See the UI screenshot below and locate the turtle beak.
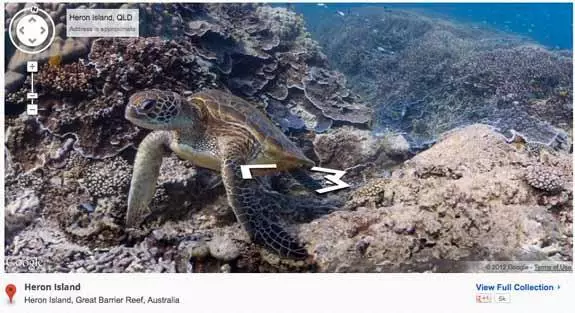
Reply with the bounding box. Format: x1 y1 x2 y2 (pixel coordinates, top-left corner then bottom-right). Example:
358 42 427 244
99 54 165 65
124 104 139 122
126 93 150 122
125 104 152 129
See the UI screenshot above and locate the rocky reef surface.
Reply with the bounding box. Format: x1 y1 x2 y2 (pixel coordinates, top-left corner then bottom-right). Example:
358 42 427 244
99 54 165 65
4 4 572 272
303 124 572 272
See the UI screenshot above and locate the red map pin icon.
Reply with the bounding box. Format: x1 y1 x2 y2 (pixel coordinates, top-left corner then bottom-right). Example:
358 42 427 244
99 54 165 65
5 284 16 303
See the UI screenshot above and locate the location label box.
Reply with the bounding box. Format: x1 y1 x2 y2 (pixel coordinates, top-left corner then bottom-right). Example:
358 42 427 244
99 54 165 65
67 9 139 37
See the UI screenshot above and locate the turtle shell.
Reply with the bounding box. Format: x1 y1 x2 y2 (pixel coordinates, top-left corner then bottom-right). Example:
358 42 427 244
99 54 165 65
189 89 315 169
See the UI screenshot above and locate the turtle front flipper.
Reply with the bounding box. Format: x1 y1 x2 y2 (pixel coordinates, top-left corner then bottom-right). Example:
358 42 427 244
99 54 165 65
220 139 308 259
126 131 172 227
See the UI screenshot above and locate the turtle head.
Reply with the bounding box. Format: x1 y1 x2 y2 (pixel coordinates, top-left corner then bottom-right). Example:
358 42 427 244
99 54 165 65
126 90 190 130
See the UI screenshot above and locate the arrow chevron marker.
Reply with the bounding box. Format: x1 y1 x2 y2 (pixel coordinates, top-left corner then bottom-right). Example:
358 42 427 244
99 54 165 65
240 164 277 179
311 167 350 194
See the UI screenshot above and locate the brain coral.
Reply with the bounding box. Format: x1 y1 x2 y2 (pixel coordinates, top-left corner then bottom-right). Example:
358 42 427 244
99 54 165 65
525 165 563 193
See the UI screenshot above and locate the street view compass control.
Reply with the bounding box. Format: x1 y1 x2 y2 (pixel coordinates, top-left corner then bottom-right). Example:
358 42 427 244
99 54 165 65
8 6 56 54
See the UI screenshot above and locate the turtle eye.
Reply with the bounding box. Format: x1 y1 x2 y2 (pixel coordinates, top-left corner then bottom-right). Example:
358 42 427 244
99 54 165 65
140 99 156 111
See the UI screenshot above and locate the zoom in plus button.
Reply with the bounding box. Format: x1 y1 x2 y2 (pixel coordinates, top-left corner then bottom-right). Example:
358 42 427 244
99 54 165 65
8 6 56 54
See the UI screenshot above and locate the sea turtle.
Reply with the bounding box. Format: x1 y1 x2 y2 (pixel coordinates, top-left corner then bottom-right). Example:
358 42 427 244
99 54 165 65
124 89 335 259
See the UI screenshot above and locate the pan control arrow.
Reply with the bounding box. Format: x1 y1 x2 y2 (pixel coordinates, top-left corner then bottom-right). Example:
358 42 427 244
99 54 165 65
311 167 350 193
240 164 277 179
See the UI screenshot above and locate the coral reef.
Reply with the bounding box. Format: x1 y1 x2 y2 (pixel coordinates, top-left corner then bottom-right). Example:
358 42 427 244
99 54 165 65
309 8 572 147
7 3 370 124
5 189 40 243
6 124 572 272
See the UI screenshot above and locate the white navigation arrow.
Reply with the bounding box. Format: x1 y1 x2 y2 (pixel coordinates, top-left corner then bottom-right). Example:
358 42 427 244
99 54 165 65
311 167 350 194
240 164 277 179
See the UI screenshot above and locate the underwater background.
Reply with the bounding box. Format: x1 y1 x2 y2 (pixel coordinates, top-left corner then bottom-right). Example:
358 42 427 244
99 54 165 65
287 3 573 149
293 3 573 50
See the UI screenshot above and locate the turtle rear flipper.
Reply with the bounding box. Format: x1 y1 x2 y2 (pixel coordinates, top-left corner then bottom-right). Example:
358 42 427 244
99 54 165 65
289 167 323 191
220 141 308 259
266 190 344 222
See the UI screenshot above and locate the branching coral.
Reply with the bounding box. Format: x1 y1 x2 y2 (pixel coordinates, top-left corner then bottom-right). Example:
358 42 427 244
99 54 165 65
36 62 98 97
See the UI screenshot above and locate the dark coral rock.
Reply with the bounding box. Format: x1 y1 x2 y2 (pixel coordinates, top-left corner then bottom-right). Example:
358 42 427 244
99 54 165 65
89 37 218 94
33 93 140 159
83 157 132 199
264 98 306 131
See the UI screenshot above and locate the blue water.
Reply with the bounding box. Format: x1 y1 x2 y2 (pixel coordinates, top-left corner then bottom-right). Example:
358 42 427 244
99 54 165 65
293 3 573 50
